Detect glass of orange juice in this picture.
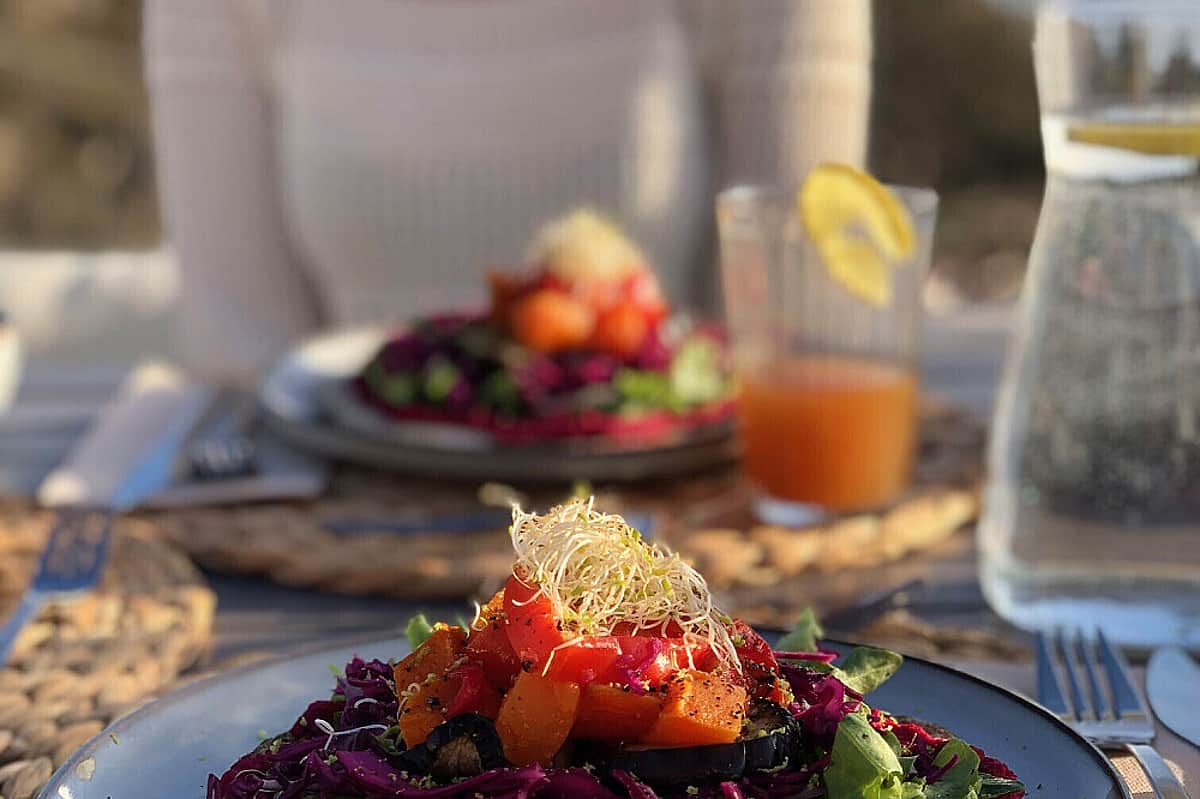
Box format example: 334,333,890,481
717,169,938,524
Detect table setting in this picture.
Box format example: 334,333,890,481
1,3,1199,798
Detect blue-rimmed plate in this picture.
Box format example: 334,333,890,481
41,637,1128,799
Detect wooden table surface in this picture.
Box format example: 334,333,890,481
4,304,1199,790
200,305,1016,661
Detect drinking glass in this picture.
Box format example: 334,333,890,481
979,0,1200,648
716,184,939,525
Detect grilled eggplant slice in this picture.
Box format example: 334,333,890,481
608,701,798,786
742,700,799,773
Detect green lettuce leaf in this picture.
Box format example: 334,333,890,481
779,643,903,697
615,369,680,412
825,713,907,799
837,646,905,694
978,776,1026,798
422,359,461,403
924,739,983,799
669,337,726,404
777,607,824,652
405,614,434,650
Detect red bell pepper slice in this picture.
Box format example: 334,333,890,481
503,575,567,669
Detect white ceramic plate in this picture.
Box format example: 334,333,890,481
42,636,1127,799
258,327,738,483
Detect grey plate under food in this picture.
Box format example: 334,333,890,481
43,636,1128,799
258,326,738,483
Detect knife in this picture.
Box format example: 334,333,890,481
3,363,210,665
38,362,211,510
1147,646,1200,748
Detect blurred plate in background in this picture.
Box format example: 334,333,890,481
259,327,738,483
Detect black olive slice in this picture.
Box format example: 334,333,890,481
411,713,506,781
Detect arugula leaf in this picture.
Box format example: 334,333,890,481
824,713,907,799
978,776,1026,798
901,781,927,798
777,607,825,653
405,614,435,650
837,647,904,694
924,739,983,799
787,646,903,695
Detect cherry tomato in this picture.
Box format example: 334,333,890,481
590,304,649,359
508,290,594,354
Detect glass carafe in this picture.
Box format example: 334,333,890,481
979,0,1200,648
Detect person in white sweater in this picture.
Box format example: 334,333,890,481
144,0,873,387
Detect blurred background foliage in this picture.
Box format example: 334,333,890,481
0,0,1042,305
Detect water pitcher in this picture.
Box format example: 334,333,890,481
980,0,1200,648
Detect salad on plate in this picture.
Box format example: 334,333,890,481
210,499,1024,799
355,210,733,445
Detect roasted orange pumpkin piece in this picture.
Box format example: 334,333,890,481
393,624,467,691
638,669,747,747
495,670,580,766
398,672,461,747
508,289,594,354
570,682,662,742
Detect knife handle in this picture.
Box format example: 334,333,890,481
0,593,43,667
1127,743,1192,799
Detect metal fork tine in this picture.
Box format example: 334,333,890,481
1038,631,1190,799
1096,628,1148,720
1075,632,1112,721
1056,628,1093,720
1034,630,1071,716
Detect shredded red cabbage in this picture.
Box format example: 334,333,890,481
772,650,839,664
211,654,1022,799
780,664,863,748
611,638,664,696
357,313,733,444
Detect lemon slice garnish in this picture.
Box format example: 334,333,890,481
1066,123,1200,156
798,163,917,307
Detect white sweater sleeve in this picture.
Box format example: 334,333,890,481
681,0,873,185
143,0,319,388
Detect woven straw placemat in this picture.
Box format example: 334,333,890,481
0,504,215,799
156,402,985,613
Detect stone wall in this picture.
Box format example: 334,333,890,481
0,0,157,249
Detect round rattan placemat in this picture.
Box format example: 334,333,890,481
155,402,985,613
0,504,215,799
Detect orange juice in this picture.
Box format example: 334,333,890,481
738,355,918,512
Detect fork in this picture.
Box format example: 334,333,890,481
0,509,113,666
184,390,258,481
1036,628,1192,799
